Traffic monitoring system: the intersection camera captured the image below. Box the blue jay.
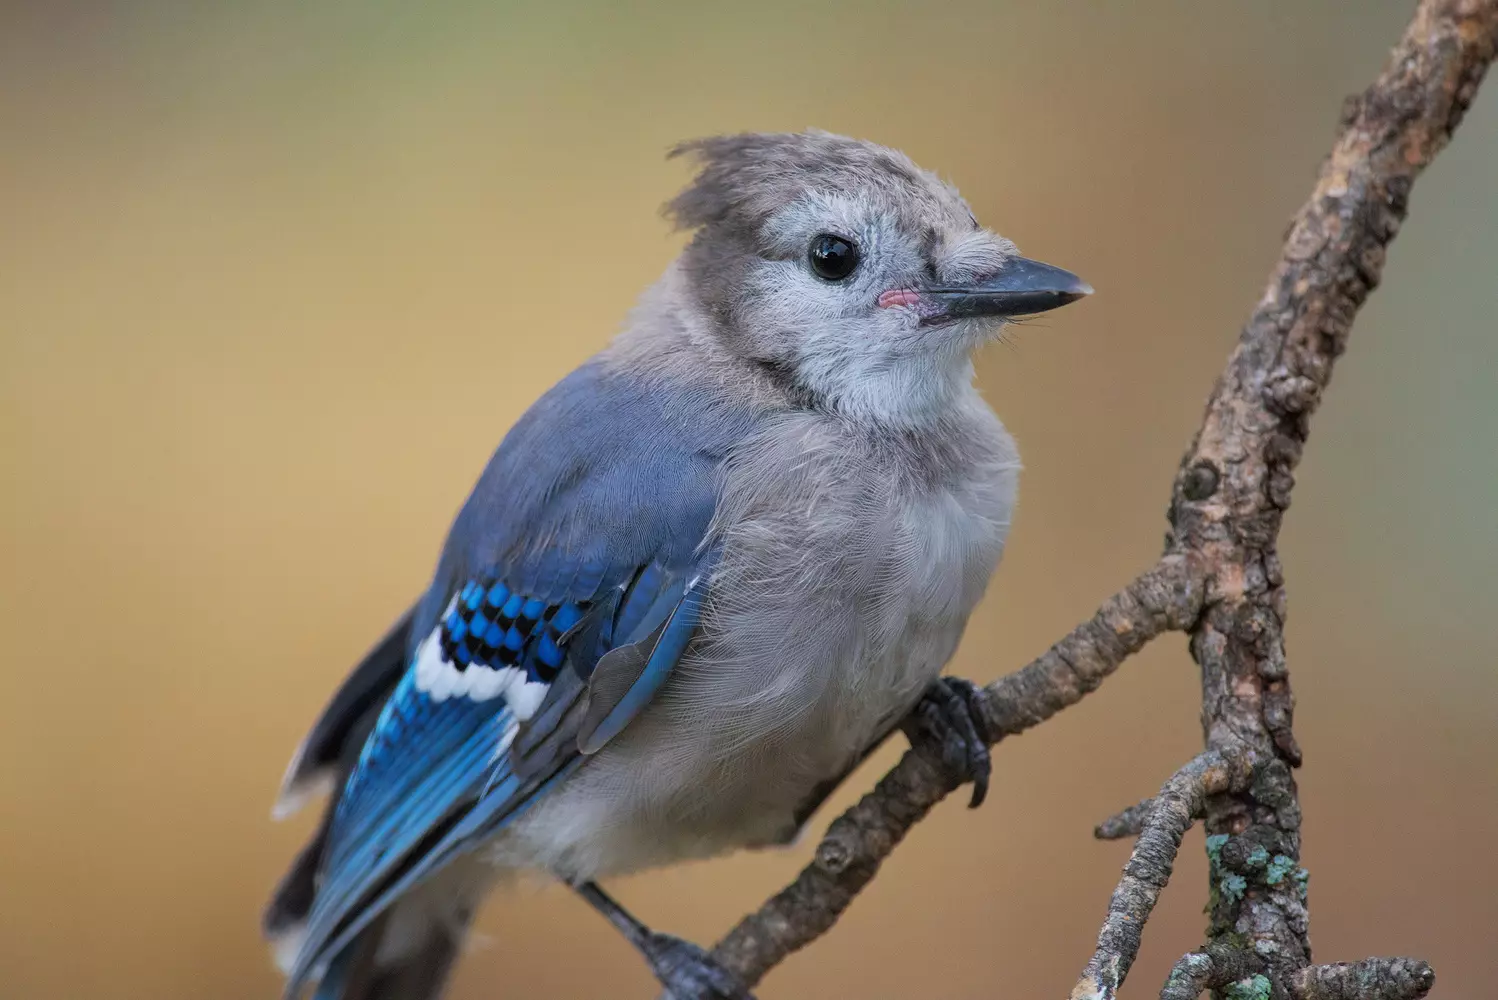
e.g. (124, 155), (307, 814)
(265, 130), (1090, 1000)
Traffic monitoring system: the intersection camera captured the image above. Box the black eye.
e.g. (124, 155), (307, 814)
(808, 233), (860, 281)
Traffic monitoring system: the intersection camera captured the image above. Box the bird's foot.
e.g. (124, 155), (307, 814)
(902, 676), (993, 808)
(641, 931), (754, 1000)
(572, 881), (754, 1000)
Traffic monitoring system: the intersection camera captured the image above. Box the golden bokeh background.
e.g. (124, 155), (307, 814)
(3, 2), (1495, 998)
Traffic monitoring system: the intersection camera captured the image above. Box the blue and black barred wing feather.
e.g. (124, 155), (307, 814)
(283, 553), (713, 997)
(270, 360), (741, 998)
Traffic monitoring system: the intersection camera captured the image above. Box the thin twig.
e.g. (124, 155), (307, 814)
(1094, 797), (1155, 841)
(975, 555), (1203, 740)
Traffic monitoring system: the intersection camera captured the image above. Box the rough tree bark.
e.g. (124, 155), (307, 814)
(683, 2), (1498, 998)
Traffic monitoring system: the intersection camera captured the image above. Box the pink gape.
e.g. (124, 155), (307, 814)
(877, 288), (922, 309)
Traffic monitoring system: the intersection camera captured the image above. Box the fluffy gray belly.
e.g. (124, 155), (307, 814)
(490, 616), (964, 881)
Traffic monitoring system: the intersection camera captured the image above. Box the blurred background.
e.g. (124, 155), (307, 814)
(3, 1), (1495, 998)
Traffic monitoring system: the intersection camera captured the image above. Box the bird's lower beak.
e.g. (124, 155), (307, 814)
(918, 256), (1092, 324)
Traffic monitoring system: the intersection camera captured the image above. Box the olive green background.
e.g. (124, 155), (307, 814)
(3, 2), (1495, 998)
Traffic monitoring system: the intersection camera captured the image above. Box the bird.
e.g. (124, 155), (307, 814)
(264, 129), (1091, 1000)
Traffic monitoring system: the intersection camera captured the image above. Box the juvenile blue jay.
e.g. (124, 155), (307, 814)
(265, 130), (1090, 1000)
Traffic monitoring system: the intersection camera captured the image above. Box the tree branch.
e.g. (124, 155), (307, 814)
(1157, 946), (1267, 1000)
(1094, 797), (1156, 841)
(1162, 0), (1497, 985)
(1152, 953), (1435, 1000)
(1289, 958), (1436, 1000)
(1158, 954), (1218, 1000)
(707, 559), (1200, 988)
(1070, 751), (1256, 1000)
(694, 0), (1498, 995)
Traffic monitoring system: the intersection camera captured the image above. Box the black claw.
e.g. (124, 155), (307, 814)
(643, 932), (754, 1000)
(902, 677), (993, 808)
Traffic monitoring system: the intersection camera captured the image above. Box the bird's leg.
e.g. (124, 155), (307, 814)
(901, 676), (993, 808)
(571, 881), (755, 1000)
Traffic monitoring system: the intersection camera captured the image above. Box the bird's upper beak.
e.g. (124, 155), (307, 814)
(911, 256), (1092, 324)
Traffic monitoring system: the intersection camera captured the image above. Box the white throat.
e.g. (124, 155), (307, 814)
(793, 334), (979, 431)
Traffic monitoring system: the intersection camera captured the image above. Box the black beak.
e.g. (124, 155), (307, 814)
(921, 256), (1092, 324)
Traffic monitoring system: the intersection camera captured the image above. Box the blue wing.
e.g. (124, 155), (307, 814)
(276, 360), (745, 997)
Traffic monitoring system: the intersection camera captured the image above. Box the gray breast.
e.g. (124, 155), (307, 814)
(494, 394), (1018, 881)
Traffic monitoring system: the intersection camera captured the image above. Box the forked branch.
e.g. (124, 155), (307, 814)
(1070, 751), (1256, 1000)
(708, 559), (1200, 987)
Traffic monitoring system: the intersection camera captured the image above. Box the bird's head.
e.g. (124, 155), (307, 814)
(664, 130), (1089, 425)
